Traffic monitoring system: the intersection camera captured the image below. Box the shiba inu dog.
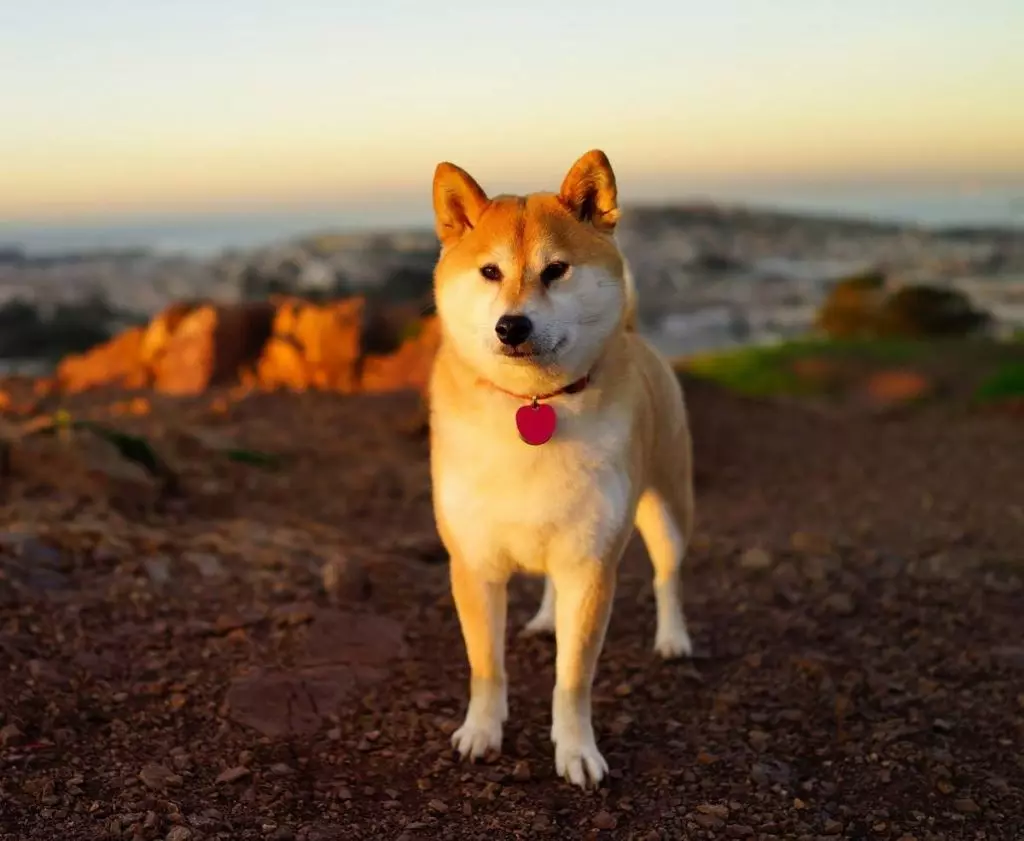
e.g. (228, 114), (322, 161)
(428, 150), (695, 789)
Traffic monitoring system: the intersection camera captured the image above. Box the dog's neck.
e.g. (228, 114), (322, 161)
(433, 337), (598, 405)
(479, 372), (592, 404)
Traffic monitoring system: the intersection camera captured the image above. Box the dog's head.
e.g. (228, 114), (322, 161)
(431, 150), (631, 393)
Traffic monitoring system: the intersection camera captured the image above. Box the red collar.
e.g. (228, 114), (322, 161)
(484, 373), (592, 404)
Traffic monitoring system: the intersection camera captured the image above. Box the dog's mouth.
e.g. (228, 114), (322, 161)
(498, 347), (540, 359)
(496, 337), (566, 360)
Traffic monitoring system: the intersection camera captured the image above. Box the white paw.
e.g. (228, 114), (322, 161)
(655, 618), (696, 659)
(550, 706), (608, 789)
(451, 714), (503, 761)
(554, 738), (608, 789)
(521, 611), (556, 636)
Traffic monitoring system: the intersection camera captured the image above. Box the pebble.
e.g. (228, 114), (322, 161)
(823, 592), (855, 615)
(697, 804), (729, 818)
(215, 765), (251, 784)
(694, 813), (724, 829)
(428, 799), (448, 814)
(321, 552), (371, 602)
(512, 760), (532, 782)
(138, 764), (183, 790)
(142, 556), (171, 586)
(530, 813), (551, 832)
(0, 723), (23, 747)
(740, 547), (773, 571)
(185, 552), (226, 579)
(166, 827), (192, 841)
(592, 811), (617, 830)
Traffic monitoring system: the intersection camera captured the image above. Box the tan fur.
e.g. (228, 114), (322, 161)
(428, 150), (695, 788)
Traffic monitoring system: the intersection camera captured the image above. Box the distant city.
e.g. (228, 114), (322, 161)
(1, 199), (1022, 373)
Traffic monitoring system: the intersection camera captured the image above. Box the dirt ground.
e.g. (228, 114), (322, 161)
(1, 377), (1022, 841)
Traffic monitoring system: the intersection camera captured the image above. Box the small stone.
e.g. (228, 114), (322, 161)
(427, 799), (448, 814)
(748, 730), (770, 750)
(824, 819), (843, 833)
(216, 766), (251, 784)
(694, 814), (724, 829)
(512, 760), (531, 782)
(530, 813), (551, 832)
(166, 828), (192, 841)
(740, 547), (772, 571)
(142, 556), (171, 586)
(790, 531), (832, 555)
(0, 723), (23, 747)
(592, 811), (617, 830)
(697, 804), (729, 818)
(321, 552), (371, 602)
(726, 825), (754, 838)
(271, 828), (295, 841)
(185, 552), (226, 579)
(954, 798), (979, 813)
(823, 592), (855, 616)
(138, 764), (183, 791)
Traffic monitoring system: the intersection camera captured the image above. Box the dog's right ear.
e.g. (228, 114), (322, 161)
(432, 162), (488, 248)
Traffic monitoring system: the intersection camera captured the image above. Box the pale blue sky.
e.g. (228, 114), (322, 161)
(1, 0), (1022, 220)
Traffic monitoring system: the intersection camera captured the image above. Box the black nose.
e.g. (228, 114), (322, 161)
(495, 314), (533, 347)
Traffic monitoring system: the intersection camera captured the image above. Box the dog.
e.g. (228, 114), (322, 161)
(427, 150), (695, 789)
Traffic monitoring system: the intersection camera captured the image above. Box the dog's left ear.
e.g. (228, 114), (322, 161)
(433, 162), (489, 248)
(559, 149), (620, 232)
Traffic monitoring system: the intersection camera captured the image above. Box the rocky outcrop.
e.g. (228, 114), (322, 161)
(257, 298), (364, 392)
(54, 296), (439, 397)
(55, 326), (149, 393)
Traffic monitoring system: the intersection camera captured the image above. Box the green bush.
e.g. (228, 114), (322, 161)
(975, 362), (1024, 403)
(816, 272), (991, 341)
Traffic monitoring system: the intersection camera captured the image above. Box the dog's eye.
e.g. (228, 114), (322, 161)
(540, 261), (570, 285)
(479, 264), (502, 282)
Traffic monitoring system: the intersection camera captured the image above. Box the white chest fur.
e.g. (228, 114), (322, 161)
(433, 397), (635, 580)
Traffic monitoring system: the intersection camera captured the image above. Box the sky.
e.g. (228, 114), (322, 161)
(2, 0), (1023, 222)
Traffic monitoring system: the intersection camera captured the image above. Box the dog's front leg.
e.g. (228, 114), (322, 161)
(549, 560), (616, 788)
(449, 553), (508, 760)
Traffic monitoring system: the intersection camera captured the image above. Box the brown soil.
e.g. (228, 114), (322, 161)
(1, 377), (1022, 841)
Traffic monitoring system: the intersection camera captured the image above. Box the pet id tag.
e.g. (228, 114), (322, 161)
(515, 400), (557, 446)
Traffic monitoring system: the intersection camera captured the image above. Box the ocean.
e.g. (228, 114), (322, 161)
(2, 187), (1022, 258)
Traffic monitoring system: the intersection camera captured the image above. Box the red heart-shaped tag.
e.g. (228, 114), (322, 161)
(515, 403), (557, 445)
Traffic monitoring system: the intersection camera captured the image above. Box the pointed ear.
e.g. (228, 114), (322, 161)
(558, 149), (620, 232)
(432, 162), (489, 247)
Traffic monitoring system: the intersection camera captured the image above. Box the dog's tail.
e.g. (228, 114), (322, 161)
(623, 260), (639, 332)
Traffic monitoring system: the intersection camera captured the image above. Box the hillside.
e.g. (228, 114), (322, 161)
(1, 365), (1021, 840)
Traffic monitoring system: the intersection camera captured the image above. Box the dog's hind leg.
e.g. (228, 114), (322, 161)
(522, 576), (556, 636)
(635, 424), (695, 659)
